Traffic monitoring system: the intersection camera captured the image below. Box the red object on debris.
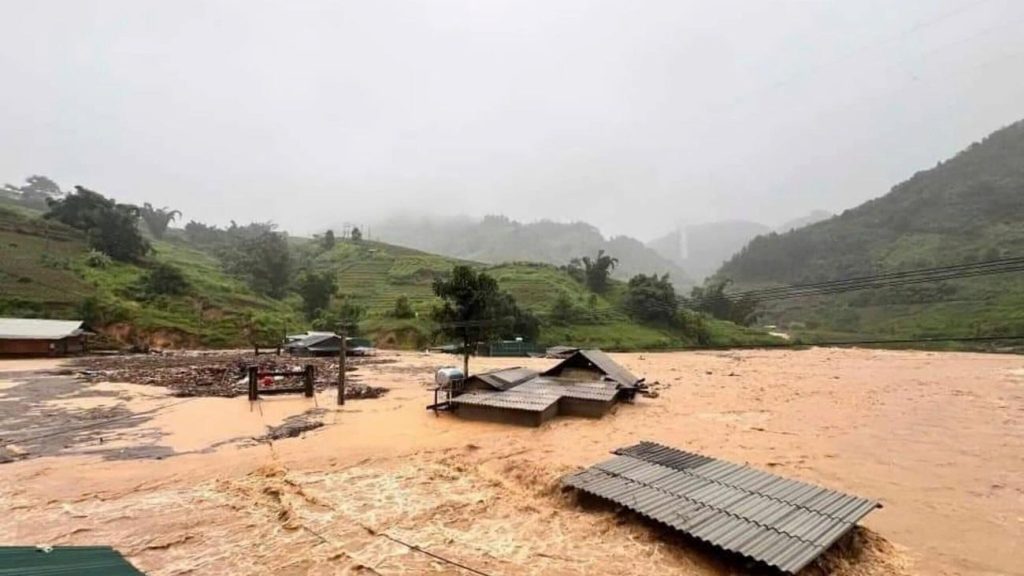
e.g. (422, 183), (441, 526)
(261, 375), (274, 387)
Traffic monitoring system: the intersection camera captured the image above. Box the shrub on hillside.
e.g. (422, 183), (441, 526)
(141, 263), (189, 296)
(391, 295), (416, 319)
(84, 250), (112, 268)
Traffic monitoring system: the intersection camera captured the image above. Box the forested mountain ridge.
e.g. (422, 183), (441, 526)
(714, 119), (1024, 342)
(372, 215), (694, 287)
(719, 119), (1024, 284)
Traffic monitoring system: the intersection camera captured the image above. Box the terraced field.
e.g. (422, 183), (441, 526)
(312, 240), (460, 317)
(0, 207), (91, 316)
(0, 206), (302, 346)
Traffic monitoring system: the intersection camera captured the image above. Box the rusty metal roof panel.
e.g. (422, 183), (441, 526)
(563, 442), (881, 574)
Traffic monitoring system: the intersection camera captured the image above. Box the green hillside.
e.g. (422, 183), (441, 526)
(716, 119), (1024, 342)
(0, 200), (773, 350)
(0, 204), (301, 347)
(298, 239), (770, 349)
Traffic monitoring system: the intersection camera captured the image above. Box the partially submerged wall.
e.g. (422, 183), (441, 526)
(455, 404), (557, 427)
(558, 397), (614, 418)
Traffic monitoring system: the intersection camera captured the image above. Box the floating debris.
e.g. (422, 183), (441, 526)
(70, 351), (394, 398)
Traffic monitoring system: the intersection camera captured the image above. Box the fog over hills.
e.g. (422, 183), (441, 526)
(646, 211), (834, 283)
(371, 214), (694, 287)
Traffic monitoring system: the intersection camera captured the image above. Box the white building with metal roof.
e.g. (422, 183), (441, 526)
(0, 318), (89, 356)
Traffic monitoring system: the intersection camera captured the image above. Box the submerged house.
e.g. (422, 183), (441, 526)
(442, 350), (642, 426)
(0, 318), (91, 356)
(285, 333), (344, 357)
(284, 332), (374, 357)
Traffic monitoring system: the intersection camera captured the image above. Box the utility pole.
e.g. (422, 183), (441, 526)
(337, 326), (347, 406)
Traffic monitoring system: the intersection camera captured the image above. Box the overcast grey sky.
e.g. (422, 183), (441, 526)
(3, 0), (1022, 240)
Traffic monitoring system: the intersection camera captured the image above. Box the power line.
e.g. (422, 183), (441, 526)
(724, 257), (1024, 298)
(685, 256), (1024, 306)
(676, 334), (1024, 351)
(377, 533), (496, 576)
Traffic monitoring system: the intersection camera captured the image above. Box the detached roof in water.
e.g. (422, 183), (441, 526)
(286, 333), (341, 350)
(0, 318), (86, 340)
(563, 442), (881, 574)
(0, 546), (144, 575)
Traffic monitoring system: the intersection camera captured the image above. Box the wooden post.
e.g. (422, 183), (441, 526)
(337, 328), (347, 405)
(304, 364), (315, 397)
(247, 365), (258, 401)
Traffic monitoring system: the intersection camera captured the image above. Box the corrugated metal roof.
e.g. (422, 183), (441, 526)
(286, 333), (339, 350)
(450, 389), (559, 412)
(563, 442), (881, 574)
(0, 546), (144, 575)
(542, 349), (640, 388)
(470, 367), (540, 391)
(452, 376), (620, 412)
(0, 318), (84, 340)
(518, 377), (619, 402)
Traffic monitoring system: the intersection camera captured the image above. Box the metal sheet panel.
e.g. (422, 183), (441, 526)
(0, 546), (144, 575)
(541, 349), (639, 388)
(449, 389), (559, 412)
(563, 442), (881, 574)
(472, 367), (541, 391)
(517, 377), (620, 402)
(0, 318), (84, 340)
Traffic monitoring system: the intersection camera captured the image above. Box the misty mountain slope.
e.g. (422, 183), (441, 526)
(716, 119), (1024, 340)
(372, 215), (694, 287)
(647, 221), (771, 283)
(776, 210), (832, 234)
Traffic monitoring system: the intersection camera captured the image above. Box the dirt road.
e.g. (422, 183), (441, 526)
(0, 348), (1020, 575)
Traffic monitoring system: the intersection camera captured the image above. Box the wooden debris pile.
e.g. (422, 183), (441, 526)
(69, 351), (392, 399)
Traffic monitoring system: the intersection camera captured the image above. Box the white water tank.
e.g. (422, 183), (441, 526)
(435, 367), (465, 386)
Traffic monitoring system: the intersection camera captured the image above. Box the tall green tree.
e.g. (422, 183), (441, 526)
(322, 229), (336, 250)
(311, 297), (366, 332)
(220, 228), (292, 298)
(139, 203), (181, 239)
(581, 250), (618, 293)
(432, 265), (535, 374)
(688, 279), (759, 326)
(391, 295), (415, 319)
(2, 175), (63, 210)
(297, 270), (337, 320)
(623, 273), (678, 324)
(44, 186), (150, 262)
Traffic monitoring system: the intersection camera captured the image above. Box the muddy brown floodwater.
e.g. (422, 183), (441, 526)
(0, 348), (1021, 576)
